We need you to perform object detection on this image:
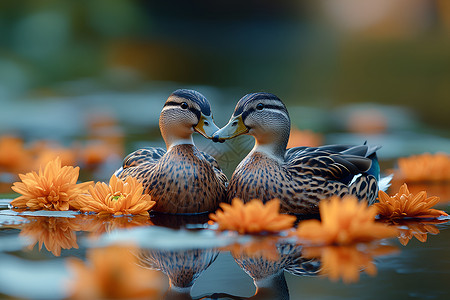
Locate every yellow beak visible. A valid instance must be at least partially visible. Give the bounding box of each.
[212,114,249,142]
[194,114,220,139]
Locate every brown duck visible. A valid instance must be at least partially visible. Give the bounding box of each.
[212,92,385,215]
[115,89,227,214]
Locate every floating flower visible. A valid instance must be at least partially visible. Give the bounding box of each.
[396,153,450,183]
[78,141,116,168]
[303,244,398,284]
[287,127,323,148]
[0,135,32,173]
[389,181,450,204]
[375,183,448,219]
[294,196,398,245]
[10,157,92,211]
[66,245,167,299]
[346,108,387,135]
[71,175,155,216]
[19,216,81,256]
[209,198,296,234]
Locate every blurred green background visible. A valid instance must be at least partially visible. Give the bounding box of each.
[0,0,449,150]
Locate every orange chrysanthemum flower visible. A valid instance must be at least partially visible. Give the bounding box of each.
[374,183,448,219]
[10,157,92,211]
[303,244,398,284]
[209,198,296,234]
[66,245,167,299]
[0,135,32,173]
[71,175,155,216]
[287,127,323,148]
[295,196,398,245]
[396,153,450,182]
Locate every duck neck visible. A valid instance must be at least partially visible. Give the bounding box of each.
[251,129,288,162]
[250,118,290,161]
[160,110,195,150]
[164,136,194,150]
[251,142,286,162]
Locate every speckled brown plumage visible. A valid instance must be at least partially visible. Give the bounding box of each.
[215,92,382,215]
[227,146,379,215]
[116,144,227,214]
[115,89,228,214]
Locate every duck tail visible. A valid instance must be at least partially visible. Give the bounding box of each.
[378,174,393,192]
[363,141,392,192]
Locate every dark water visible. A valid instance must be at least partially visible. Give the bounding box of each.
[0,195,449,300]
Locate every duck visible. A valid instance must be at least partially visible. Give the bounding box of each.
[212,92,383,215]
[115,89,227,214]
[138,248,218,297]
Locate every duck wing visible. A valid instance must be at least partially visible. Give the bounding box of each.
[115,147,166,177]
[285,144,379,184]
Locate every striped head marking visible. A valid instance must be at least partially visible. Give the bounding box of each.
[213,92,290,144]
[169,89,211,117]
[160,89,219,145]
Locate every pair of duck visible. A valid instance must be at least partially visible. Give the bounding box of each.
[115,89,381,215]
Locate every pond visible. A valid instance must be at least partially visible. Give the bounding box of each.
[0,88,449,300]
[0,195,449,300]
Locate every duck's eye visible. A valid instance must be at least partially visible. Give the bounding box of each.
[256,103,264,110]
[203,121,209,126]
[180,102,188,109]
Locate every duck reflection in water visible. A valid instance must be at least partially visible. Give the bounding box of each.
[231,241,320,300]
[138,239,319,300]
[149,212,211,230]
[138,248,219,300]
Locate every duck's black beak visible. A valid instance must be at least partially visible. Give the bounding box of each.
[212,134,225,143]
[211,114,248,143]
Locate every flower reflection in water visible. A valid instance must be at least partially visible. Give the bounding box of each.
[388,219,449,246]
[302,243,399,284]
[138,248,218,298]
[78,214,154,238]
[19,216,81,256]
[225,236,282,262]
[67,245,167,299]
[16,214,154,257]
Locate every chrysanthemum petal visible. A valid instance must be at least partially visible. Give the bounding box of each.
[295,196,398,246]
[10,157,91,211]
[209,198,295,234]
[375,183,447,219]
[73,175,155,216]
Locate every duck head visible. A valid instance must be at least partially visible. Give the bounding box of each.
[212,92,291,158]
[160,89,219,148]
